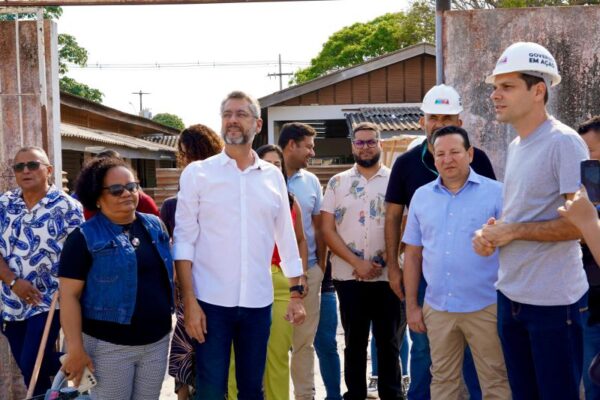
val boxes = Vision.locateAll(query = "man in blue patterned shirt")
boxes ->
[0,146,83,396]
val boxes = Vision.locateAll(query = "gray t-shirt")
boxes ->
[496,116,589,306]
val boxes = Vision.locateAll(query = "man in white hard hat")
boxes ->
[385,84,496,399]
[473,42,589,399]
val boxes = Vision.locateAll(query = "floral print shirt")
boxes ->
[0,185,83,321]
[321,165,390,282]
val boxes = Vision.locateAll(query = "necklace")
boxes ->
[421,143,439,176]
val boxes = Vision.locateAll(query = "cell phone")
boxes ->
[372,255,386,268]
[581,160,600,203]
[59,354,98,393]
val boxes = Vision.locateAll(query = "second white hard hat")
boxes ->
[420,84,463,115]
[485,42,561,87]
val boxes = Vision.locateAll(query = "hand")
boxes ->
[285,298,306,325]
[61,347,95,387]
[352,259,383,281]
[11,279,43,306]
[183,296,207,343]
[479,217,514,249]
[472,219,496,257]
[558,187,597,231]
[387,261,405,300]
[406,304,426,334]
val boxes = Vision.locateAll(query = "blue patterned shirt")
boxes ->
[0,185,83,321]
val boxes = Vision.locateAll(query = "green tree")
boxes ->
[153,113,185,130]
[59,76,103,103]
[1,7,104,103]
[292,1,434,84]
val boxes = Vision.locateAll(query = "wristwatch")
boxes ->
[289,285,305,296]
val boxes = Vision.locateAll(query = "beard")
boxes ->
[354,152,381,168]
[222,126,256,145]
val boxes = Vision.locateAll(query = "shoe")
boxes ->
[367,376,378,398]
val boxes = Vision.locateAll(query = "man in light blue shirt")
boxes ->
[280,122,331,400]
[403,126,509,399]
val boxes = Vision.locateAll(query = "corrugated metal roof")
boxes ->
[61,123,176,153]
[345,106,423,132]
[142,134,179,149]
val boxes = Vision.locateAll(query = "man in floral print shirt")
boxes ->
[321,122,405,400]
[0,146,83,396]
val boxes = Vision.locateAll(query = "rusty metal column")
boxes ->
[436,0,450,84]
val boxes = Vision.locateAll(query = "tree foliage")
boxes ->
[292,1,434,84]
[153,113,185,131]
[59,76,104,103]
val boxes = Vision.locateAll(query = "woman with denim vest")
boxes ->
[58,157,174,399]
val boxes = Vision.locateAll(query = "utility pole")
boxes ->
[132,90,150,114]
[268,54,293,90]
[435,0,451,84]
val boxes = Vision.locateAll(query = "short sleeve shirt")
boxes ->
[385,141,496,208]
[321,165,390,282]
[0,186,83,321]
[497,117,589,306]
[288,169,323,267]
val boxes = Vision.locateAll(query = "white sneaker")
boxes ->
[367,376,378,398]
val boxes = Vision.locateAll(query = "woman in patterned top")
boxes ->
[0,146,83,396]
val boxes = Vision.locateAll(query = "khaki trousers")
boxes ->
[291,265,324,400]
[423,303,510,400]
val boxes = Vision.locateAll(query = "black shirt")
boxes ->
[59,219,172,346]
[385,140,497,208]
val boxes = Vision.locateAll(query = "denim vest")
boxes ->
[80,212,174,324]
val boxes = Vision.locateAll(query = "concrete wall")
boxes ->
[444,6,600,179]
[0,20,60,192]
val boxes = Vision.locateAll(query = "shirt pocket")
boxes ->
[89,240,122,283]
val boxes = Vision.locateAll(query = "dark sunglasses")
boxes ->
[12,161,48,173]
[102,182,140,197]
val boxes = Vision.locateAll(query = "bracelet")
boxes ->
[9,278,19,290]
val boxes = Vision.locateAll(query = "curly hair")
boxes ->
[75,157,129,211]
[177,124,224,167]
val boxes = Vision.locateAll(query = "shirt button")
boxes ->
[445,251,450,255]
[449,212,453,216]
[447,272,451,276]
[448,293,452,296]
[447,232,451,235]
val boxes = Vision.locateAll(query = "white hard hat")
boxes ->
[486,42,561,87]
[420,84,463,115]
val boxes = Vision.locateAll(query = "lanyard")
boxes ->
[421,143,439,176]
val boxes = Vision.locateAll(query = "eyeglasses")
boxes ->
[12,161,48,173]
[352,139,378,149]
[102,182,140,197]
[222,110,256,120]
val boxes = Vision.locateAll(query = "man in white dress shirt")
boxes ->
[173,91,306,399]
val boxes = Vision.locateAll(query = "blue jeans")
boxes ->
[315,291,342,400]
[194,301,271,400]
[370,326,409,376]
[497,290,585,400]
[583,310,600,400]
[408,279,481,400]
[2,310,61,397]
